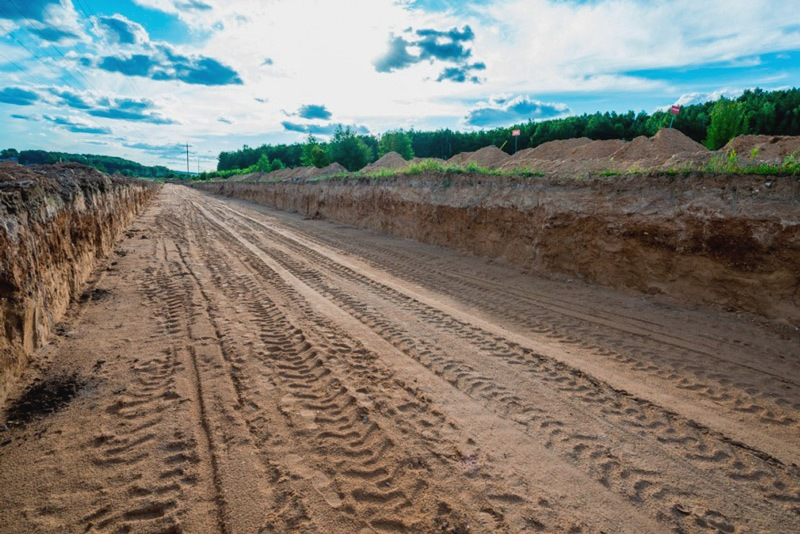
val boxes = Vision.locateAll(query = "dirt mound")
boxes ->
[265,168,294,181]
[289,166,319,180]
[497,138,626,174]
[363,152,408,172]
[226,163,349,182]
[571,139,627,159]
[497,150,548,173]
[310,162,347,178]
[447,152,471,165]
[528,138,592,160]
[471,146,510,168]
[612,128,707,164]
[448,146,509,169]
[722,135,800,160]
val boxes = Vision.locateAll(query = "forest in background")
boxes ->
[0,148,182,179]
[215,87,800,175]
[2,87,798,179]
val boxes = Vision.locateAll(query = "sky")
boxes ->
[1,0,799,171]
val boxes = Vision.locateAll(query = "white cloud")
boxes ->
[3,0,800,169]
[477,0,800,93]
[131,0,218,28]
[671,88,746,108]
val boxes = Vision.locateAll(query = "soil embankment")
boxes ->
[196,172,800,323]
[0,163,157,404]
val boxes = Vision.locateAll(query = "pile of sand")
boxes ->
[289,167,319,180]
[362,152,409,172]
[312,162,347,177]
[498,138,626,174]
[571,139,627,160]
[722,135,800,161]
[225,130,799,181]
[446,152,471,166]
[527,138,592,160]
[225,162,347,182]
[448,146,510,169]
[611,128,707,165]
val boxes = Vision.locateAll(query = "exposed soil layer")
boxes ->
[196,172,800,324]
[0,163,156,405]
[0,185,797,533]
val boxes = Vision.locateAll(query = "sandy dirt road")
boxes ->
[1,184,798,533]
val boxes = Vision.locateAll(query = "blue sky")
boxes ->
[1,0,799,170]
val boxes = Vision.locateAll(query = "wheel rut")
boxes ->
[3,185,798,534]
[190,189,800,532]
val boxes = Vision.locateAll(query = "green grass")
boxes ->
[358,159,545,179]
[705,150,800,175]
[203,150,800,185]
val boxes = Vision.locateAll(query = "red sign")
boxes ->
[512,129,521,136]
[670,105,681,115]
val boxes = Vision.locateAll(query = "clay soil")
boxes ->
[1,185,799,533]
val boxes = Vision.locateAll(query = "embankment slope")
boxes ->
[0,163,157,404]
[197,172,800,324]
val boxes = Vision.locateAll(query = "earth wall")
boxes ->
[195,173,800,324]
[0,163,157,404]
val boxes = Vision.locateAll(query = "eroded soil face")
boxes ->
[1,185,798,533]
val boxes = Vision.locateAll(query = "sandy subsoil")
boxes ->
[1,185,798,533]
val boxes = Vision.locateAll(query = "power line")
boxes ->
[1,3,122,139]
[3,31,83,90]
[68,0,161,151]
[5,0,96,93]
[0,50,43,87]
[3,0,173,164]
[71,0,147,101]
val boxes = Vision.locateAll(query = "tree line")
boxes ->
[0,148,183,179]
[214,87,800,174]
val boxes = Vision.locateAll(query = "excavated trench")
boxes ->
[0,163,157,405]
[196,172,800,324]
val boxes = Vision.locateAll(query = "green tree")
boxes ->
[300,135,330,168]
[270,158,285,172]
[705,98,746,150]
[585,112,624,140]
[256,153,271,172]
[214,87,800,170]
[379,130,414,159]
[328,125,373,171]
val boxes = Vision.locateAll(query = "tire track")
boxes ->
[54,213,218,534]
[217,200,800,430]
[268,206,800,419]
[179,200,558,532]
[194,194,800,532]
